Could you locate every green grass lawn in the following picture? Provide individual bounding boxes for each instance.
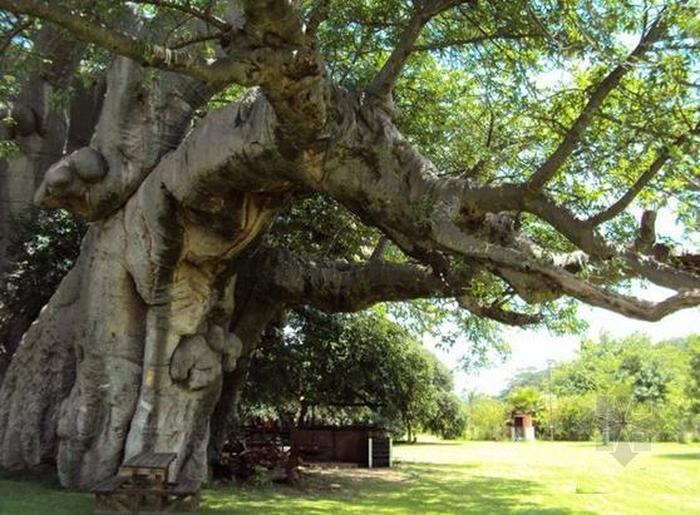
[1,440,698,514]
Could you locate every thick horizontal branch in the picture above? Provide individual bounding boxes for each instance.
[311,83,700,319]
[258,247,449,312]
[457,184,610,257]
[247,246,545,327]
[432,213,700,321]
[624,251,700,291]
[459,188,700,292]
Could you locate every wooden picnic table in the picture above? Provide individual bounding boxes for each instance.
[119,451,177,487]
[93,452,200,513]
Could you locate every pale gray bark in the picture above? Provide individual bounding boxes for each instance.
[0,24,89,274]
[0,260,80,469]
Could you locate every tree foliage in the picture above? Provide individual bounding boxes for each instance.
[464,393,508,441]
[0,208,85,373]
[507,386,544,414]
[1,0,697,329]
[500,333,699,442]
[688,338,700,414]
[241,308,467,440]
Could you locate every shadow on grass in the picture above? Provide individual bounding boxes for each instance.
[0,468,93,515]
[0,466,64,489]
[656,452,700,460]
[202,462,593,514]
[1,462,596,514]
[394,441,464,447]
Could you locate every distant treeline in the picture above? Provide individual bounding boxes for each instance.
[465,333,700,442]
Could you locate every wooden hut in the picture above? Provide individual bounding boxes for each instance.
[510,412,535,441]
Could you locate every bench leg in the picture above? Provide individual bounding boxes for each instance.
[95,494,131,514]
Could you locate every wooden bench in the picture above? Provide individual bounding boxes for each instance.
[168,480,201,513]
[92,475,132,513]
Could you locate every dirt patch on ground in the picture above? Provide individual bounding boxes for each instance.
[299,462,411,490]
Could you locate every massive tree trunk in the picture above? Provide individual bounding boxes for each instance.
[0,93,280,487]
[0,18,305,481]
[0,0,697,490]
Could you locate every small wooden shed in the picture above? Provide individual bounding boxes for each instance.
[290,425,392,467]
[510,412,535,441]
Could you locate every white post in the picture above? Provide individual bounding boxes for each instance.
[368,437,373,468]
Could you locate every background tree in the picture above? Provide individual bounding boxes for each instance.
[506,386,544,414]
[464,393,508,441]
[0,209,85,380]
[240,308,467,441]
[686,337,700,415]
[422,390,468,440]
[501,333,699,442]
[0,0,697,489]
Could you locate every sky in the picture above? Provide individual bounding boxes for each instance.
[436,302,698,397]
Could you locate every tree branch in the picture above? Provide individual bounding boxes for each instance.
[311,86,698,318]
[258,247,449,312]
[248,246,544,327]
[0,16,32,55]
[370,237,390,261]
[412,31,539,52]
[365,11,425,98]
[587,121,700,226]
[366,1,471,98]
[0,0,258,86]
[526,13,668,192]
[129,0,231,31]
[432,213,700,321]
[169,30,227,50]
[456,295,542,326]
[305,0,331,40]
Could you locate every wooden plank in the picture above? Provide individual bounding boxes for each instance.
[157,453,177,467]
[91,475,129,493]
[93,477,200,514]
[172,480,200,495]
[98,483,198,497]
